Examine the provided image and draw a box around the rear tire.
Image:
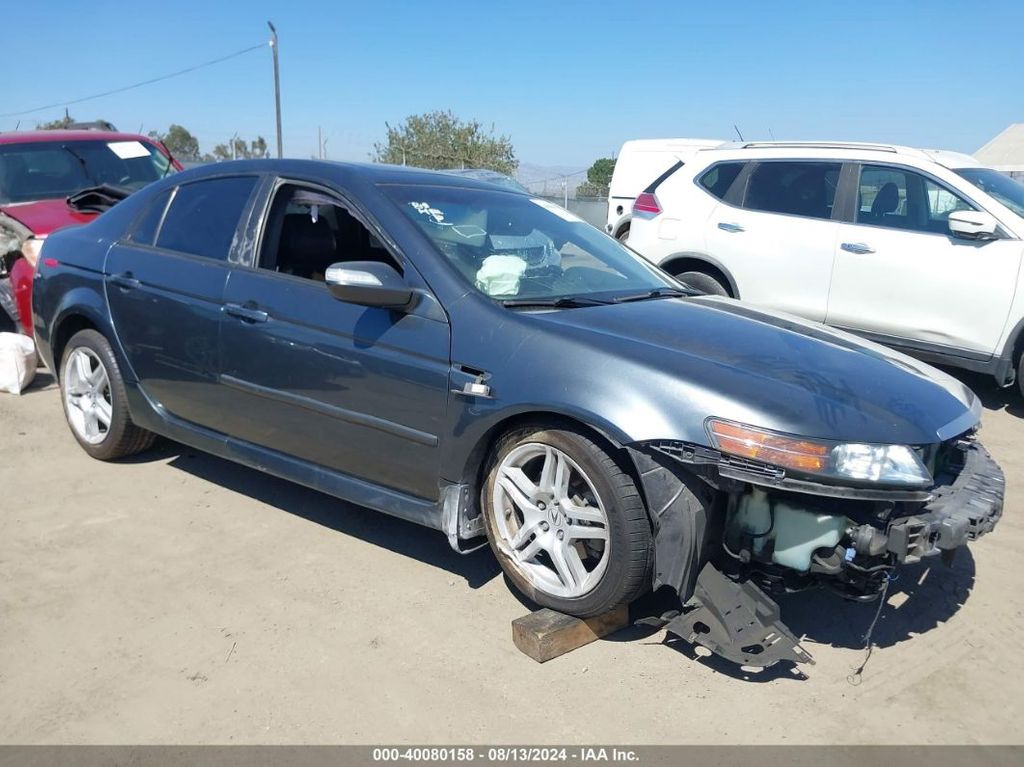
[675,270,729,297]
[59,329,155,460]
[616,227,630,244]
[481,426,653,617]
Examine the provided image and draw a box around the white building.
[976,124,1024,180]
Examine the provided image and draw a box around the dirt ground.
[1,368,1021,745]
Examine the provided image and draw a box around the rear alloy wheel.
[60,329,155,460]
[675,270,728,297]
[482,427,652,617]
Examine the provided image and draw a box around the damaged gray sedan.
[32,162,1004,667]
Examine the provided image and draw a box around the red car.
[0,130,181,334]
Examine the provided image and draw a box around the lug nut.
[557,530,565,540]
[540,521,550,532]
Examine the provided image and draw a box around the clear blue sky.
[4,1,1022,167]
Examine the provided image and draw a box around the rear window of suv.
[698,162,744,200]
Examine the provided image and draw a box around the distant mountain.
[515,162,588,197]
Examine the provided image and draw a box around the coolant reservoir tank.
[771,501,846,572]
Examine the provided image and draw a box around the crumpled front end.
[629,430,1005,667]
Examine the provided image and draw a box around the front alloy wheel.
[492,442,611,598]
[482,427,652,617]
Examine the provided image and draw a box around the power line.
[0,41,269,119]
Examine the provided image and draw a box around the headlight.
[707,419,932,487]
[21,236,46,268]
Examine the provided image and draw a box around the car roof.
[167,159,531,191]
[0,130,159,146]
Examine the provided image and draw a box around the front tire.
[675,270,729,297]
[481,426,652,617]
[59,329,155,460]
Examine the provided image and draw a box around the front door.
[827,163,1023,357]
[217,181,451,501]
[104,175,259,427]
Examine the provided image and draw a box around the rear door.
[216,179,451,501]
[827,163,1022,357]
[104,175,259,427]
[703,159,843,320]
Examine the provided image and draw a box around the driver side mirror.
[325,261,415,311]
[948,210,1001,240]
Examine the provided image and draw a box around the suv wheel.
[482,426,652,617]
[59,329,155,460]
[676,270,729,297]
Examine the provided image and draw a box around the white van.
[606,138,723,242]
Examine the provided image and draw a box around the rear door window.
[743,161,841,220]
[156,176,258,260]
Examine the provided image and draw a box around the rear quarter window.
[156,176,258,260]
[127,189,172,246]
[698,162,744,201]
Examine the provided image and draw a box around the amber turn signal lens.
[708,420,829,472]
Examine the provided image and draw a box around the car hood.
[0,198,98,235]
[524,296,979,447]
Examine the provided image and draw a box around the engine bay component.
[728,488,848,572]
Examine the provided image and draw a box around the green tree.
[148,124,201,162]
[576,157,617,198]
[372,110,517,174]
[207,136,269,162]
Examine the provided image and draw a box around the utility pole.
[318,126,322,159]
[562,176,568,208]
[268,21,283,159]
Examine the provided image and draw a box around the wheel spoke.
[566,524,608,542]
[497,476,541,521]
[500,466,538,500]
[560,499,605,524]
[539,447,570,498]
[88,364,108,389]
[94,398,112,428]
[509,519,543,550]
[75,352,92,384]
[551,541,588,588]
[83,407,100,438]
[516,537,544,562]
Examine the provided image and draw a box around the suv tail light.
[633,192,661,215]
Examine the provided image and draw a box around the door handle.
[110,272,140,290]
[224,302,269,323]
[717,222,745,233]
[841,242,876,255]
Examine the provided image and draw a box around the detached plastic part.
[665,563,814,667]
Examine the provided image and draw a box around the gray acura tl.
[31,160,1004,667]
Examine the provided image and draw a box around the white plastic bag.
[0,332,37,395]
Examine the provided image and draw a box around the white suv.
[626,141,1024,396]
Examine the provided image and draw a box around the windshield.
[383,184,675,303]
[956,168,1024,218]
[0,139,173,204]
